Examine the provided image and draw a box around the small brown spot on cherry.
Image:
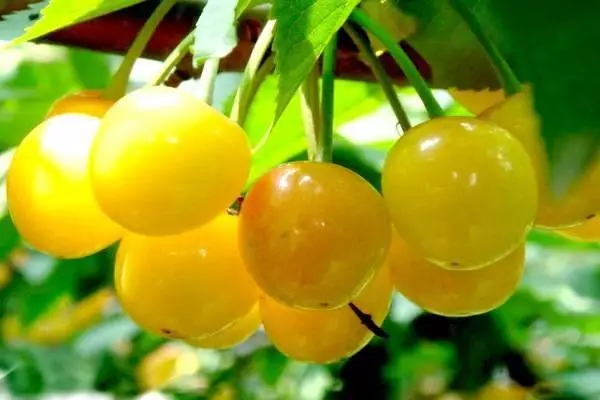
[160,328,180,338]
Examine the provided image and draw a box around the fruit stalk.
[348,8,444,119]
[151,30,195,87]
[320,34,337,163]
[348,302,389,339]
[196,58,221,106]
[449,0,521,96]
[344,23,411,132]
[300,65,322,162]
[105,0,177,100]
[230,19,277,126]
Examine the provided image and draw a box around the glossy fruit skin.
[382,116,537,270]
[260,265,393,363]
[480,90,600,228]
[449,88,505,115]
[557,216,600,242]
[90,86,251,236]
[115,213,259,339]
[239,161,391,310]
[46,90,114,118]
[7,114,123,258]
[389,229,525,317]
[186,304,261,349]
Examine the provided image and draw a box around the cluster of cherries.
[5,82,599,363]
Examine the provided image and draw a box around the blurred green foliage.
[0,43,599,400]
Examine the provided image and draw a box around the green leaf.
[245,77,386,185]
[193,0,238,65]
[390,0,600,194]
[271,0,361,131]
[485,0,600,196]
[7,0,144,45]
[360,0,417,54]
[391,0,499,89]
[66,47,112,90]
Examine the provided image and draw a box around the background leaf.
[391,0,600,194]
[244,77,387,184]
[391,0,499,89]
[193,0,238,65]
[271,0,361,131]
[485,0,600,195]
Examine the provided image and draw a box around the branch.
[1,1,431,85]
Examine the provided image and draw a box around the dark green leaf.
[485,0,600,196]
[392,0,600,193]
[271,0,360,132]
[193,0,238,65]
[391,0,499,89]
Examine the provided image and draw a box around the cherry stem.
[150,30,195,87]
[231,19,277,126]
[349,8,444,120]
[197,58,221,106]
[300,64,322,162]
[105,0,177,100]
[320,34,337,163]
[344,23,411,133]
[449,0,521,96]
[227,196,245,216]
[348,302,389,339]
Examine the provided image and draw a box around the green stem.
[449,0,521,96]
[230,19,276,125]
[320,34,337,163]
[299,65,322,162]
[196,58,220,105]
[105,0,177,99]
[150,30,195,86]
[349,8,444,119]
[344,23,411,132]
